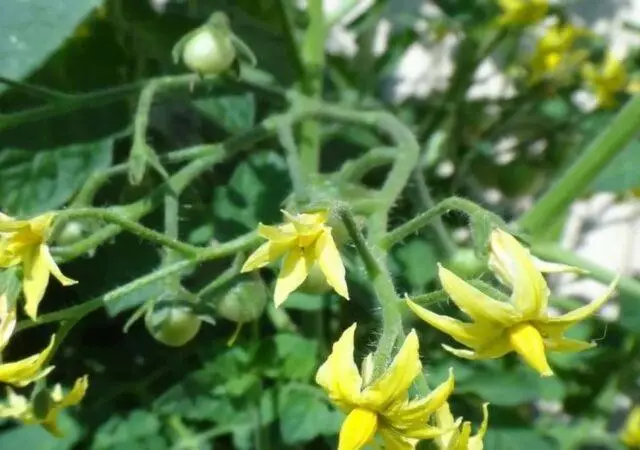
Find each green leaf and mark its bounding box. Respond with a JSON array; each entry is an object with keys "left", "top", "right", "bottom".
[
  {"left": 484, "top": 428, "right": 556, "bottom": 450},
  {"left": 274, "top": 334, "right": 319, "bottom": 381},
  {"left": 194, "top": 93, "right": 256, "bottom": 134},
  {"left": 0, "top": 0, "right": 103, "bottom": 94},
  {"left": 92, "top": 410, "right": 167, "bottom": 449},
  {"left": 456, "top": 365, "right": 544, "bottom": 406},
  {"left": 278, "top": 384, "right": 342, "bottom": 445},
  {"left": 591, "top": 140, "right": 640, "bottom": 193},
  {"left": 395, "top": 239, "right": 438, "bottom": 291},
  {"left": 212, "top": 151, "right": 290, "bottom": 238},
  {"left": 0, "top": 138, "right": 113, "bottom": 216},
  {"left": 0, "top": 412, "right": 81, "bottom": 450}
]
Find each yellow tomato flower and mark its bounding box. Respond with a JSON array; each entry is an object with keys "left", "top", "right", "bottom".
[
  {"left": 582, "top": 53, "right": 628, "bottom": 108},
  {"left": 407, "top": 228, "right": 618, "bottom": 377},
  {"left": 0, "top": 375, "right": 88, "bottom": 436},
  {"left": 497, "top": 0, "right": 548, "bottom": 27},
  {"left": 622, "top": 406, "right": 640, "bottom": 448},
  {"left": 316, "top": 324, "right": 455, "bottom": 450},
  {"left": 0, "top": 293, "right": 55, "bottom": 387},
  {"left": 241, "top": 210, "right": 348, "bottom": 306},
  {"left": 434, "top": 402, "right": 489, "bottom": 450},
  {"left": 529, "top": 23, "right": 586, "bottom": 84},
  {"left": 0, "top": 212, "right": 77, "bottom": 320}
]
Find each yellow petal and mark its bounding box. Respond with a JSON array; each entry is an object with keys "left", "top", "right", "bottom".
[
  {"left": 57, "top": 375, "right": 89, "bottom": 409},
  {"left": 389, "top": 368, "right": 455, "bottom": 426},
  {"left": 507, "top": 322, "right": 553, "bottom": 376},
  {"left": 621, "top": 407, "right": 640, "bottom": 447},
  {"left": 257, "top": 223, "right": 295, "bottom": 242},
  {"left": 0, "top": 294, "right": 16, "bottom": 352},
  {"left": 363, "top": 330, "right": 421, "bottom": 409},
  {"left": 438, "top": 265, "right": 517, "bottom": 325},
  {"left": 315, "top": 229, "right": 349, "bottom": 299},
  {"left": 468, "top": 403, "right": 490, "bottom": 450},
  {"left": 274, "top": 247, "right": 309, "bottom": 306},
  {"left": 338, "top": 408, "right": 378, "bottom": 450},
  {"left": 378, "top": 428, "right": 416, "bottom": 450},
  {"left": 442, "top": 334, "right": 512, "bottom": 360},
  {"left": 22, "top": 245, "right": 51, "bottom": 320},
  {"left": 489, "top": 229, "right": 548, "bottom": 317},
  {"left": 406, "top": 298, "right": 501, "bottom": 349},
  {"left": 28, "top": 213, "right": 55, "bottom": 236},
  {"left": 0, "top": 334, "right": 56, "bottom": 386},
  {"left": 543, "top": 335, "right": 594, "bottom": 353},
  {"left": 241, "top": 241, "right": 291, "bottom": 273},
  {"left": 43, "top": 246, "right": 76, "bottom": 286},
  {"left": 316, "top": 324, "right": 363, "bottom": 407},
  {"left": 544, "top": 277, "right": 618, "bottom": 327}
]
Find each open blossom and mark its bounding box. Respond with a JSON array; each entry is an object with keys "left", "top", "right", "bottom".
[
  {"left": 316, "top": 324, "right": 455, "bottom": 450},
  {"left": 0, "top": 293, "right": 55, "bottom": 387},
  {"left": 434, "top": 402, "right": 489, "bottom": 450},
  {"left": 407, "top": 228, "right": 618, "bottom": 377},
  {"left": 582, "top": 52, "right": 628, "bottom": 108},
  {"left": 0, "top": 212, "right": 77, "bottom": 320},
  {"left": 241, "top": 210, "right": 348, "bottom": 306},
  {"left": 529, "top": 23, "right": 586, "bottom": 84},
  {"left": 0, "top": 375, "right": 89, "bottom": 436},
  {"left": 497, "top": 0, "right": 548, "bottom": 27}
]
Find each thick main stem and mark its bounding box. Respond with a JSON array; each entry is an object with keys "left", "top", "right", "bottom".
[{"left": 518, "top": 94, "right": 640, "bottom": 234}]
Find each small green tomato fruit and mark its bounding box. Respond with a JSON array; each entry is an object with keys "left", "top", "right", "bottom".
[
  {"left": 182, "top": 27, "right": 236, "bottom": 75},
  {"left": 299, "top": 263, "right": 331, "bottom": 295},
  {"left": 216, "top": 279, "right": 267, "bottom": 323},
  {"left": 145, "top": 305, "right": 202, "bottom": 347},
  {"left": 445, "top": 248, "right": 486, "bottom": 278},
  {"left": 55, "top": 221, "right": 85, "bottom": 246}
]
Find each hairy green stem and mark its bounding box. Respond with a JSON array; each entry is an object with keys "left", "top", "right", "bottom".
[
  {"left": 298, "top": 0, "right": 326, "bottom": 173},
  {"left": 381, "top": 196, "right": 506, "bottom": 249},
  {"left": 56, "top": 207, "right": 199, "bottom": 258},
  {"left": 518, "top": 94, "right": 640, "bottom": 234},
  {"left": 336, "top": 147, "right": 396, "bottom": 182},
  {"left": 18, "top": 232, "right": 260, "bottom": 331}
]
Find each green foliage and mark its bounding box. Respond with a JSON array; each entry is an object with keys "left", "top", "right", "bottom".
[{"left": 1, "top": 0, "right": 638, "bottom": 449}]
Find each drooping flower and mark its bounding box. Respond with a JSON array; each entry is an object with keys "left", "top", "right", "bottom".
[
  {"left": 622, "top": 406, "right": 640, "bottom": 448},
  {"left": 0, "top": 212, "right": 77, "bottom": 320},
  {"left": 582, "top": 52, "right": 628, "bottom": 108},
  {"left": 497, "top": 0, "right": 548, "bottom": 27},
  {"left": 316, "top": 324, "right": 455, "bottom": 450},
  {"left": 434, "top": 402, "right": 489, "bottom": 450},
  {"left": 529, "top": 23, "right": 587, "bottom": 84},
  {"left": 0, "top": 375, "right": 88, "bottom": 436},
  {"left": 407, "top": 228, "right": 618, "bottom": 377},
  {"left": 241, "top": 210, "right": 348, "bottom": 306},
  {"left": 0, "top": 293, "right": 55, "bottom": 387}
]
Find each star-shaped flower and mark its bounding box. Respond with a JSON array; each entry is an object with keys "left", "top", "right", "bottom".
[
  {"left": 0, "top": 375, "right": 88, "bottom": 436},
  {"left": 582, "top": 52, "right": 628, "bottom": 108},
  {"left": 316, "top": 324, "right": 455, "bottom": 449},
  {"left": 407, "top": 228, "right": 618, "bottom": 376},
  {"left": 434, "top": 402, "right": 489, "bottom": 450},
  {"left": 241, "top": 210, "right": 348, "bottom": 306},
  {"left": 0, "top": 212, "right": 77, "bottom": 320},
  {"left": 0, "top": 293, "right": 55, "bottom": 387},
  {"left": 497, "top": 0, "right": 548, "bottom": 27}
]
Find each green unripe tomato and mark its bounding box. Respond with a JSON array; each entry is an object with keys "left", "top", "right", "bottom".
[
  {"left": 216, "top": 278, "right": 267, "bottom": 323},
  {"left": 182, "top": 27, "right": 236, "bottom": 75},
  {"left": 298, "top": 263, "right": 331, "bottom": 295},
  {"left": 445, "top": 248, "right": 486, "bottom": 279},
  {"left": 55, "top": 220, "right": 86, "bottom": 246},
  {"left": 145, "top": 304, "right": 202, "bottom": 347}
]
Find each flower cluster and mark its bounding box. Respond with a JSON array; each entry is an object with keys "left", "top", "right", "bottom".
[
  {"left": 0, "top": 211, "right": 87, "bottom": 436},
  {"left": 242, "top": 206, "right": 616, "bottom": 448}
]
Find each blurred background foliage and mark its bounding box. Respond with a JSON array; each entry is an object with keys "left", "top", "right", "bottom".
[{"left": 2, "top": 0, "right": 640, "bottom": 449}]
